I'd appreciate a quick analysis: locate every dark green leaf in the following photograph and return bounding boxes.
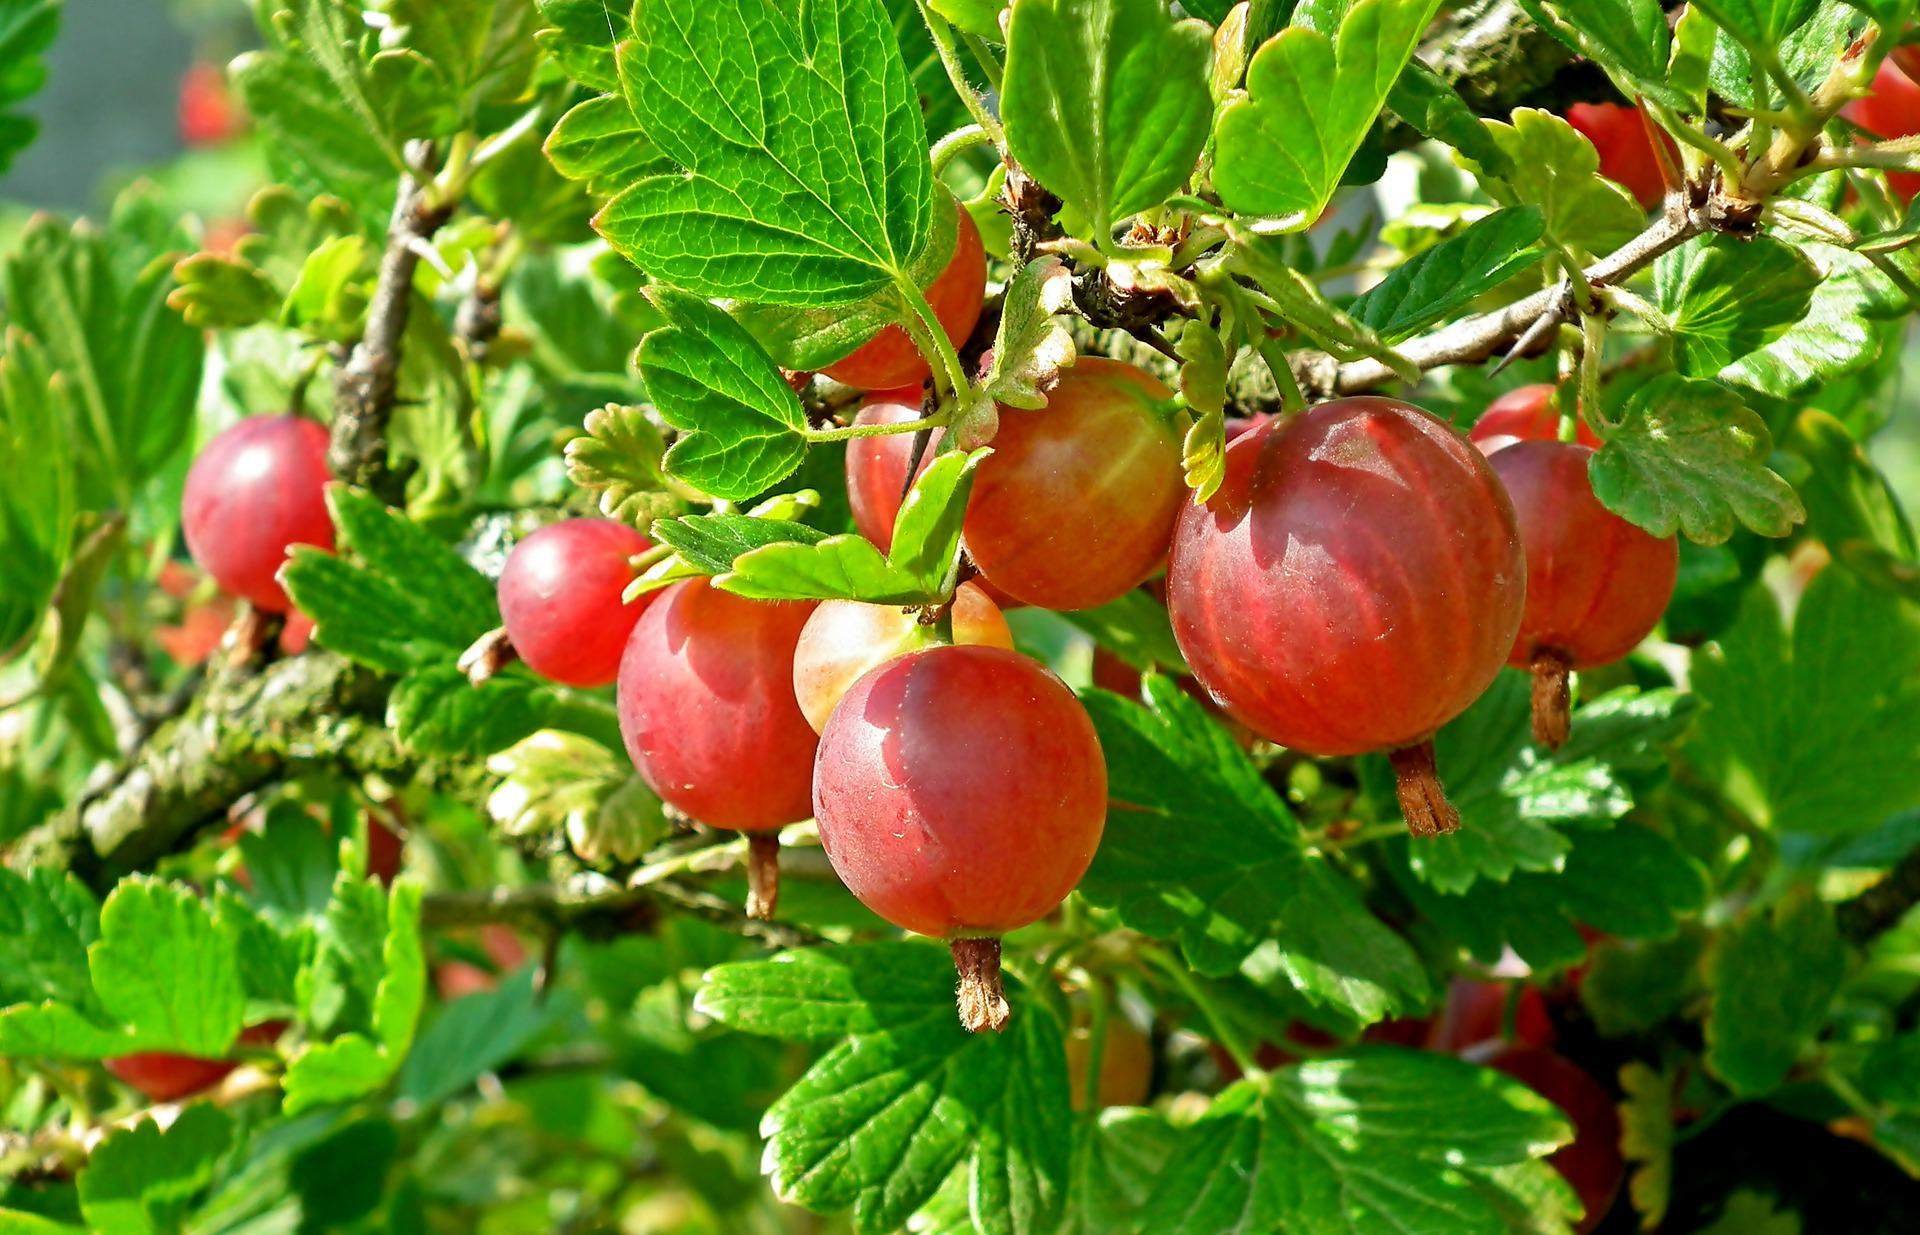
[1723,240,1910,400]
[1349,207,1546,342]
[1058,589,1187,673]
[398,967,557,1106]
[1515,0,1680,107]
[1786,409,1920,598]
[77,1105,234,1235]
[533,0,623,91]
[1705,896,1845,1094]
[1654,234,1821,377]
[0,0,58,174]
[1386,60,1517,174]
[0,867,99,1010]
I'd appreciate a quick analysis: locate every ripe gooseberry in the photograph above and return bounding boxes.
[1489,441,1677,748]
[965,358,1187,610]
[1427,977,1557,1054]
[182,415,335,612]
[1564,102,1671,209]
[1468,385,1600,455]
[822,205,986,391]
[792,580,1013,733]
[844,388,935,552]
[498,518,655,687]
[106,1020,288,1103]
[1064,1016,1154,1110]
[1480,1046,1624,1235]
[1845,59,1920,202]
[1166,398,1525,837]
[813,645,1106,1030]
[617,578,817,919]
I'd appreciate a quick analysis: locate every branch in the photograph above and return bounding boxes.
[328,140,455,502]
[1839,845,1920,944]
[422,876,826,950]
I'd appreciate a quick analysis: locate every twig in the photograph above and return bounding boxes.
[1838,845,1920,944]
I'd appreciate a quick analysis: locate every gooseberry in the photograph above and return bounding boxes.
[1469,385,1600,455]
[1844,59,1920,202]
[1166,398,1526,836]
[965,358,1186,610]
[813,645,1106,1030]
[182,415,334,613]
[498,518,655,687]
[1428,977,1557,1054]
[1488,441,1677,748]
[822,205,985,391]
[1482,1046,1624,1235]
[617,579,817,918]
[1564,101,1670,209]
[1064,1016,1154,1110]
[792,580,1012,733]
[844,388,937,552]
[106,1020,288,1103]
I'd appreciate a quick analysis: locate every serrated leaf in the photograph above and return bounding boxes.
[1653,234,1820,377]
[637,289,809,501]
[1468,109,1645,256]
[167,253,282,329]
[1588,375,1804,544]
[91,879,247,1058]
[533,0,622,92]
[1213,0,1443,225]
[234,805,339,922]
[486,728,631,846]
[1619,1062,1677,1229]
[647,508,827,580]
[1689,0,1822,48]
[1080,679,1427,1019]
[984,257,1077,410]
[1723,239,1910,399]
[0,329,76,655]
[398,967,557,1107]
[281,233,372,341]
[1395,823,1709,972]
[1706,895,1845,1095]
[1001,0,1212,237]
[564,404,683,529]
[284,883,424,1114]
[0,868,99,1011]
[1349,206,1546,342]
[699,943,1071,1235]
[1689,569,1920,835]
[1230,226,1416,379]
[389,665,564,757]
[545,94,672,198]
[1145,1052,1574,1235]
[1786,409,1920,598]
[282,486,498,673]
[1515,0,1681,108]
[378,0,538,125]
[599,0,932,305]
[77,1105,234,1235]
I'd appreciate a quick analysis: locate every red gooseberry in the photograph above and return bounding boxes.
[1427,977,1557,1055]
[1480,1046,1625,1235]
[792,580,1013,733]
[617,579,818,919]
[813,645,1106,1030]
[106,1020,289,1103]
[182,415,335,613]
[1064,1016,1154,1110]
[498,518,655,687]
[1166,398,1526,837]
[845,387,936,552]
[1489,441,1678,748]
[965,358,1187,610]
[1564,102,1672,210]
[1845,58,1920,202]
[1468,385,1600,455]
[822,205,986,391]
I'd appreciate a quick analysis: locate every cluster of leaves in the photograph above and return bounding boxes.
[4,0,1920,1232]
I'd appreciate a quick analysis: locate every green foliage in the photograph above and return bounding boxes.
[1705,895,1845,1094]
[1349,207,1546,342]
[0,0,58,173]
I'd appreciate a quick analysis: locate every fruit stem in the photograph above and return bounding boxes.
[950,937,1011,1033]
[1388,740,1461,838]
[1530,649,1573,751]
[745,833,781,921]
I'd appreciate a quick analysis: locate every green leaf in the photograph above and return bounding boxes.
[166,253,282,330]
[284,883,425,1114]
[636,289,809,501]
[1581,932,1704,1036]
[1688,570,1920,834]
[931,0,1005,39]
[1467,108,1645,255]
[282,486,498,673]
[0,329,76,654]
[1386,60,1517,175]
[545,94,672,198]
[90,879,247,1058]
[0,0,58,174]
[697,943,1071,1235]
[1349,206,1546,342]
[1395,823,1710,971]
[984,257,1077,410]
[77,1106,234,1235]
[886,448,989,590]
[389,665,567,757]
[1514,0,1680,107]
[1001,0,1213,236]
[0,868,99,1010]
[1144,1052,1574,1234]
[1230,226,1416,379]
[1080,679,1428,1019]
[1654,235,1821,377]
[1689,0,1822,49]
[0,194,204,507]
[563,404,683,529]
[1722,239,1910,399]
[1618,1062,1677,1230]
[647,508,828,580]
[1399,673,1694,893]
[533,0,622,92]
[376,0,538,126]
[1786,409,1920,598]
[1212,0,1443,225]
[398,967,557,1107]
[1588,375,1805,544]
[1705,895,1845,1095]
[281,234,373,341]
[1058,590,1187,673]
[600,0,932,305]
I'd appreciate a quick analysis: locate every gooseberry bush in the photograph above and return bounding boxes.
[7,0,1920,1229]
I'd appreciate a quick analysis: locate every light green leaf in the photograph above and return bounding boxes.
[1515,0,1681,107]
[77,1106,234,1235]
[1689,569,1920,835]
[544,94,671,198]
[377,0,539,125]
[1722,239,1910,399]
[90,879,247,1058]
[166,253,282,330]
[1690,0,1822,49]
[1213,0,1443,225]
[601,0,932,305]
[984,256,1077,410]
[0,329,77,655]
[1654,234,1820,376]
[0,868,99,1011]
[1230,226,1417,379]
[1350,206,1546,342]
[1001,0,1213,237]
[1145,1053,1574,1234]
[1386,60,1517,175]
[1468,108,1644,255]
[1786,409,1920,598]
[1706,896,1845,1095]
[283,883,425,1114]
[646,507,827,579]
[931,0,1004,39]
[884,448,990,591]
[389,665,566,757]
[637,289,809,501]
[563,404,684,530]
[1588,375,1805,544]
[533,0,622,92]
[1618,1063,1677,1230]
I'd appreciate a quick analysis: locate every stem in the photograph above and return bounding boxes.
[931,123,991,174]
[1146,947,1260,1077]
[961,31,1004,94]
[912,0,1005,148]
[951,937,1011,1032]
[1529,648,1573,751]
[744,832,781,921]
[897,274,971,399]
[1388,740,1461,838]
[803,411,950,443]
[1080,975,1111,1112]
